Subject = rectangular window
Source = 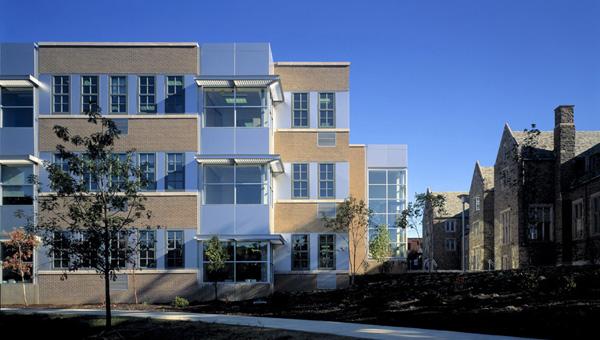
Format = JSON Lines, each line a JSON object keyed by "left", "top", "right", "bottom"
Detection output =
{"left": 292, "top": 163, "right": 309, "bottom": 198}
{"left": 166, "top": 231, "right": 184, "bottom": 268}
{"left": 54, "top": 154, "right": 69, "bottom": 172}
{"left": 527, "top": 205, "right": 552, "bottom": 241}
{"left": 317, "top": 203, "right": 337, "bottom": 219}
{"left": 138, "top": 153, "right": 156, "bottom": 191}
{"left": 592, "top": 194, "right": 600, "bottom": 235}
{"left": 53, "top": 76, "right": 70, "bottom": 113}
{"left": 445, "top": 238, "right": 456, "bottom": 251}
{"left": 165, "top": 76, "right": 185, "bottom": 113}
{"left": 81, "top": 76, "right": 99, "bottom": 113}
{"left": 204, "top": 165, "right": 266, "bottom": 205}
{"left": 139, "top": 76, "right": 156, "bottom": 113}
{"left": 317, "top": 132, "right": 336, "bottom": 147}
{"left": 291, "top": 235, "right": 310, "bottom": 271}
{"left": 110, "top": 232, "right": 127, "bottom": 269}
{"left": 110, "top": 153, "right": 128, "bottom": 190}
{"left": 292, "top": 93, "right": 309, "bottom": 127}
{"left": 318, "top": 163, "right": 335, "bottom": 198}
{"left": 204, "top": 88, "right": 266, "bottom": 127}
{"left": 138, "top": 230, "right": 156, "bottom": 268}
{"left": 475, "top": 196, "right": 481, "bottom": 211}
{"left": 109, "top": 76, "right": 127, "bottom": 113}
{"left": 318, "top": 92, "right": 335, "bottom": 128}
{"left": 318, "top": 234, "right": 336, "bottom": 270}
{"left": 52, "top": 232, "right": 71, "bottom": 269}
{"left": 1, "top": 165, "right": 34, "bottom": 205}
{"left": 444, "top": 220, "right": 456, "bottom": 232}
{"left": 203, "top": 241, "right": 268, "bottom": 283}
{"left": 573, "top": 200, "right": 584, "bottom": 240}
{"left": 166, "top": 153, "right": 185, "bottom": 190}
{"left": 1, "top": 87, "right": 33, "bottom": 127}
{"left": 502, "top": 210, "right": 511, "bottom": 245}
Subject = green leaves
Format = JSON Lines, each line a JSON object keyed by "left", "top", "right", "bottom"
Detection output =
{"left": 369, "top": 224, "right": 391, "bottom": 263}
{"left": 205, "top": 236, "right": 229, "bottom": 274}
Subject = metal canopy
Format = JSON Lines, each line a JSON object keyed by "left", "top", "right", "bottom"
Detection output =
{"left": 194, "top": 234, "right": 286, "bottom": 245}
{"left": 195, "top": 154, "right": 284, "bottom": 174}
{"left": 195, "top": 75, "right": 284, "bottom": 103}
{"left": 0, "top": 155, "right": 42, "bottom": 165}
{"left": 0, "top": 75, "right": 41, "bottom": 88}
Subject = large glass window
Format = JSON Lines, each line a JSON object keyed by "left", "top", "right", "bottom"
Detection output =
{"left": 318, "top": 163, "right": 335, "bottom": 198}
{"left": 1, "top": 87, "right": 33, "bottom": 127}
{"left": 291, "top": 234, "right": 310, "bottom": 270}
{"left": 110, "top": 76, "right": 127, "bottom": 113}
{"left": 204, "top": 88, "right": 267, "bottom": 127}
{"left": 138, "top": 230, "right": 156, "bottom": 268}
{"left": 139, "top": 76, "right": 156, "bottom": 113}
{"left": 166, "top": 231, "right": 184, "bottom": 268}
{"left": 165, "top": 76, "right": 185, "bottom": 113}
{"left": 166, "top": 153, "right": 185, "bottom": 190}
{"left": 81, "top": 76, "right": 99, "bottom": 113}
{"left": 204, "top": 165, "right": 267, "bottom": 205}
{"left": 138, "top": 153, "right": 156, "bottom": 191}
{"left": 292, "top": 163, "right": 308, "bottom": 198}
{"left": 527, "top": 205, "right": 552, "bottom": 241}
{"left": 203, "top": 240, "right": 268, "bottom": 283}
{"left": 368, "top": 169, "right": 407, "bottom": 257}
{"left": 53, "top": 76, "right": 70, "bottom": 113}
{"left": 1, "top": 165, "right": 33, "bottom": 205}
{"left": 318, "top": 234, "right": 336, "bottom": 270}
{"left": 292, "top": 93, "right": 309, "bottom": 127}
{"left": 318, "top": 93, "right": 335, "bottom": 128}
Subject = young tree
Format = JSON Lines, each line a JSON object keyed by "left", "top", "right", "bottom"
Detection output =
{"left": 28, "top": 109, "right": 153, "bottom": 330}
{"left": 369, "top": 224, "right": 391, "bottom": 273}
{"left": 2, "top": 228, "right": 40, "bottom": 305}
{"left": 204, "top": 235, "right": 229, "bottom": 301}
{"left": 322, "top": 196, "right": 371, "bottom": 285}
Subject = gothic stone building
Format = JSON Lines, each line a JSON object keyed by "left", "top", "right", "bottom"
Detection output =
{"left": 468, "top": 162, "right": 495, "bottom": 270}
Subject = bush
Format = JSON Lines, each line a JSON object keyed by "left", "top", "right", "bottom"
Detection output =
{"left": 172, "top": 296, "right": 189, "bottom": 308}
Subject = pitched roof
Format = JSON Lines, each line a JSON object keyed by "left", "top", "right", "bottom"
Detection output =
{"left": 511, "top": 130, "right": 600, "bottom": 157}
{"left": 479, "top": 166, "right": 495, "bottom": 190}
{"left": 430, "top": 191, "right": 468, "bottom": 218}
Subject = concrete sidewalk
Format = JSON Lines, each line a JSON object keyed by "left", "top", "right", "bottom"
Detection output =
{"left": 1, "top": 307, "right": 533, "bottom": 340}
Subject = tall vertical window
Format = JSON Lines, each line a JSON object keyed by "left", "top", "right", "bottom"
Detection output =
{"left": 475, "top": 196, "right": 481, "bottom": 211}
{"left": 573, "top": 200, "right": 584, "bottom": 240}
{"left": 318, "top": 93, "right": 335, "bottom": 128}
{"left": 292, "top": 93, "right": 309, "bottom": 128}
{"left": 138, "top": 153, "right": 156, "bottom": 190}
{"left": 444, "top": 220, "right": 456, "bottom": 232}
{"left": 166, "top": 231, "right": 184, "bottom": 268}
{"left": 109, "top": 76, "right": 127, "bottom": 113}
{"left": 445, "top": 238, "right": 456, "bottom": 251}
{"left": 291, "top": 234, "right": 310, "bottom": 270}
{"left": 0, "top": 165, "right": 33, "bottom": 205}
{"left": 1, "top": 87, "right": 33, "bottom": 127}
{"left": 166, "top": 153, "right": 185, "bottom": 190}
{"left": 110, "top": 232, "right": 127, "bottom": 268}
{"left": 592, "top": 194, "right": 600, "bottom": 235}
{"left": 54, "top": 154, "right": 69, "bottom": 172}
{"left": 81, "top": 76, "right": 99, "bottom": 113}
{"left": 52, "top": 232, "right": 71, "bottom": 269}
{"left": 368, "top": 169, "right": 407, "bottom": 257}
{"left": 318, "top": 163, "right": 335, "bottom": 198}
{"left": 204, "top": 88, "right": 267, "bottom": 127}
{"left": 138, "top": 230, "right": 156, "bottom": 268}
{"left": 292, "top": 163, "right": 309, "bottom": 198}
{"left": 204, "top": 165, "right": 267, "bottom": 204}
{"left": 318, "top": 234, "right": 335, "bottom": 270}
{"left": 110, "top": 153, "right": 128, "bottom": 190}
{"left": 527, "top": 205, "right": 552, "bottom": 241}
{"left": 53, "top": 76, "right": 70, "bottom": 113}
{"left": 139, "top": 76, "right": 156, "bottom": 113}
{"left": 165, "top": 76, "right": 185, "bottom": 113}
{"left": 501, "top": 210, "right": 511, "bottom": 245}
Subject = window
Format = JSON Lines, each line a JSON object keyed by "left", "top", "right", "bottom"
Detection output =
{"left": 110, "top": 232, "right": 127, "bottom": 268}
{"left": 527, "top": 205, "right": 552, "bottom": 241}
{"left": 204, "top": 165, "right": 267, "bottom": 204}
{"left": 166, "top": 231, "right": 184, "bottom": 268}
{"left": 317, "top": 203, "right": 337, "bottom": 218}
{"left": 203, "top": 241, "right": 268, "bottom": 283}
{"left": 1, "top": 242, "right": 33, "bottom": 283}
{"left": 291, "top": 235, "right": 310, "bottom": 271}
{"left": 166, "top": 76, "right": 185, "bottom": 113}
{"left": 592, "top": 194, "right": 600, "bottom": 235}
{"left": 573, "top": 200, "right": 584, "bottom": 240}
{"left": 475, "top": 196, "right": 481, "bottom": 211}
{"left": 53, "top": 232, "right": 71, "bottom": 269}
{"left": 166, "top": 153, "right": 185, "bottom": 190}
{"left": 368, "top": 169, "right": 407, "bottom": 257}
{"left": 81, "top": 76, "right": 99, "bottom": 113}
{"left": 318, "top": 234, "right": 336, "bottom": 270}
{"left": 444, "top": 220, "right": 456, "bottom": 232}
{"left": 110, "top": 153, "right": 128, "bottom": 190}
{"left": 317, "top": 132, "right": 336, "bottom": 147}
{"left": 292, "top": 163, "right": 308, "bottom": 198}
{"left": 318, "top": 93, "right": 335, "bottom": 128}
{"left": 53, "top": 76, "right": 70, "bottom": 113}
{"left": 1, "top": 165, "right": 33, "bottom": 205}
{"left": 204, "top": 88, "right": 267, "bottom": 127}
{"left": 138, "top": 230, "right": 156, "bottom": 268}
{"left": 109, "top": 76, "right": 127, "bottom": 113}
{"left": 318, "top": 163, "right": 335, "bottom": 198}
{"left": 139, "top": 76, "right": 156, "bottom": 113}
{"left": 1, "top": 87, "right": 33, "bottom": 127}
{"left": 138, "top": 153, "right": 156, "bottom": 190}
{"left": 292, "top": 93, "right": 309, "bottom": 127}
{"left": 445, "top": 238, "right": 456, "bottom": 251}
{"left": 502, "top": 210, "right": 511, "bottom": 245}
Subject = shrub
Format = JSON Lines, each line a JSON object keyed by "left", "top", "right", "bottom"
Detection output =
{"left": 173, "top": 296, "right": 189, "bottom": 308}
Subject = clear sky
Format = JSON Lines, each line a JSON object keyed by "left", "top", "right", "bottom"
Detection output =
{"left": 2, "top": 0, "right": 599, "bottom": 235}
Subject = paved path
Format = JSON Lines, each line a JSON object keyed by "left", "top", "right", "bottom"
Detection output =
{"left": 1, "top": 308, "right": 533, "bottom": 340}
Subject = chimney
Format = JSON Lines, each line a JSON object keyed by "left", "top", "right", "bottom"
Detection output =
{"left": 554, "top": 105, "right": 576, "bottom": 165}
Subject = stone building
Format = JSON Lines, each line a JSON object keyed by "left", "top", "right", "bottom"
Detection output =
{"left": 468, "top": 162, "right": 495, "bottom": 270}
{"left": 422, "top": 191, "right": 469, "bottom": 270}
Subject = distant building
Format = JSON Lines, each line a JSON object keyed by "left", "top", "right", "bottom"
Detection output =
{"left": 468, "top": 162, "right": 495, "bottom": 270}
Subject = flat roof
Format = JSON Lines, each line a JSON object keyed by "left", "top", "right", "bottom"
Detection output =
{"left": 37, "top": 42, "right": 199, "bottom": 47}
{"left": 274, "top": 61, "right": 350, "bottom": 67}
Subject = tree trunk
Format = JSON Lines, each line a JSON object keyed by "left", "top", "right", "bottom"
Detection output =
{"left": 104, "top": 269, "right": 112, "bottom": 330}
{"left": 132, "top": 267, "right": 138, "bottom": 304}
{"left": 21, "top": 270, "right": 28, "bottom": 306}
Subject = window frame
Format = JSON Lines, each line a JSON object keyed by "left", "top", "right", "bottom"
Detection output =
{"left": 1, "top": 87, "right": 34, "bottom": 128}
{"left": 291, "top": 163, "right": 309, "bottom": 199}
{"left": 165, "top": 153, "right": 185, "bottom": 191}
{"left": 317, "top": 132, "right": 336, "bottom": 147}
{"left": 138, "top": 75, "right": 157, "bottom": 114}
{"left": 318, "top": 234, "right": 336, "bottom": 270}
{"left": 203, "top": 164, "right": 267, "bottom": 205}
{"left": 203, "top": 87, "right": 267, "bottom": 128}
{"left": 138, "top": 229, "right": 157, "bottom": 269}
{"left": 138, "top": 153, "right": 157, "bottom": 191}
{"left": 291, "top": 92, "right": 309, "bottom": 128}
{"left": 527, "top": 204, "right": 553, "bottom": 242}
{"left": 52, "top": 75, "right": 70, "bottom": 114}
{"left": 80, "top": 75, "right": 99, "bottom": 114}
{"left": 166, "top": 230, "right": 184, "bottom": 268}
{"left": 501, "top": 209, "right": 511, "bottom": 245}
{"left": 445, "top": 238, "right": 456, "bottom": 251}
{"left": 291, "top": 234, "right": 310, "bottom": 271}
{"left": 572, "top": 199, "right": 584, "bottom": 240}
{"left": 475, "top": 196, "right": 481, "bottom": 211}
{"left": 317, "top": 92, "right": 335, "bottom": 128}
{"left": 165, "top": 75, "right": 185, "bottom": 113}
{"left": 109, "top": 75, "right": 128, "bottom": 114}
{"left": 318, "top": 163, "right": 335, "bottom": 199}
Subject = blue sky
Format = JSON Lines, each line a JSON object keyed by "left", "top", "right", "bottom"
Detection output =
{"left": 2, "top": 0, "right": 599, "bottom": 209}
